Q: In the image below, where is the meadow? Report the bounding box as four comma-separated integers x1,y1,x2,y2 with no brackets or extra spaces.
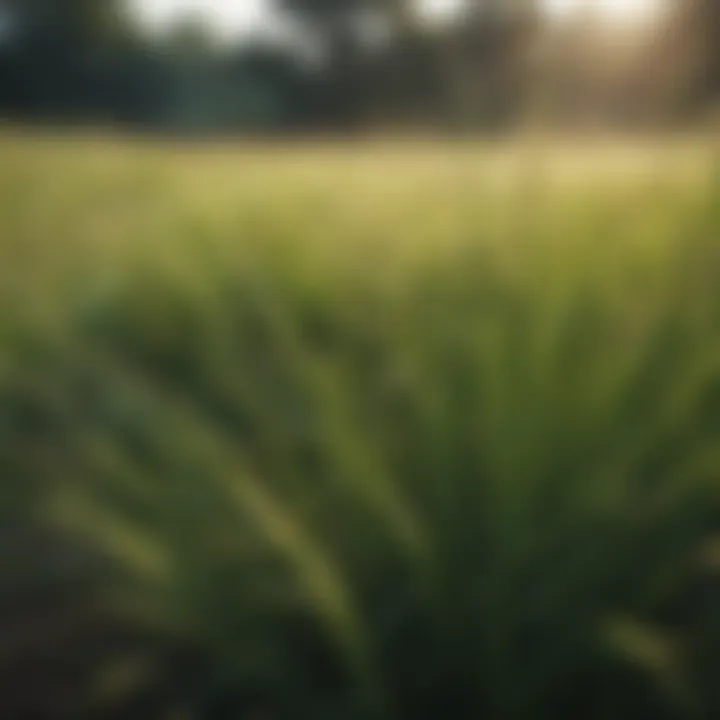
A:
1,133,719,718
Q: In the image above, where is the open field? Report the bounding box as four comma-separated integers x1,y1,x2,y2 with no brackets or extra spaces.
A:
1,135,719,718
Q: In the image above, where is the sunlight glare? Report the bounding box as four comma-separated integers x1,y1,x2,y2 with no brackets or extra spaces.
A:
545,0,660,22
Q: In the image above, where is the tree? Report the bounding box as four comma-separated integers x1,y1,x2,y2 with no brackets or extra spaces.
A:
418,0,539,128
671,0,720,116
0,0,136,119
638,0,720,121
274,0,419,126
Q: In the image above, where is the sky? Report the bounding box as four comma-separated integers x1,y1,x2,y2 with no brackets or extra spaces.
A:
130,0,660,39
129,0,270,39
130,0,487,38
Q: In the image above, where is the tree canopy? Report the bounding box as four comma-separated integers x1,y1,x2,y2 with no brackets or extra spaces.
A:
0,0,716,131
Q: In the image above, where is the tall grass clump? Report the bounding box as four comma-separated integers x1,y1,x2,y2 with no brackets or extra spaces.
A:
0,139,719,718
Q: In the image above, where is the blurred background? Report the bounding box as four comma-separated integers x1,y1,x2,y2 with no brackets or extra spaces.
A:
1,2,720,720
0,0,717,133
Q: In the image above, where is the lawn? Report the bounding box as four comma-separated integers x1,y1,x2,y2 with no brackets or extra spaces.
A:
0,134,719,719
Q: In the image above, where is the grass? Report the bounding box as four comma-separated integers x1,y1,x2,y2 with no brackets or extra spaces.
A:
0,134,719,718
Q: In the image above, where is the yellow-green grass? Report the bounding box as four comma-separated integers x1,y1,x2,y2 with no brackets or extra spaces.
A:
1,134,719,718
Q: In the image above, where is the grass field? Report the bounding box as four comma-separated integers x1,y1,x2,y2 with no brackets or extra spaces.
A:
1,134,720,718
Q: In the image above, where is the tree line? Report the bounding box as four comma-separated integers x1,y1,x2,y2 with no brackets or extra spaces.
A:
0,0,717,132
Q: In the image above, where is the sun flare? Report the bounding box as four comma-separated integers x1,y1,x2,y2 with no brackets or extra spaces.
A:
545,0,661,23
